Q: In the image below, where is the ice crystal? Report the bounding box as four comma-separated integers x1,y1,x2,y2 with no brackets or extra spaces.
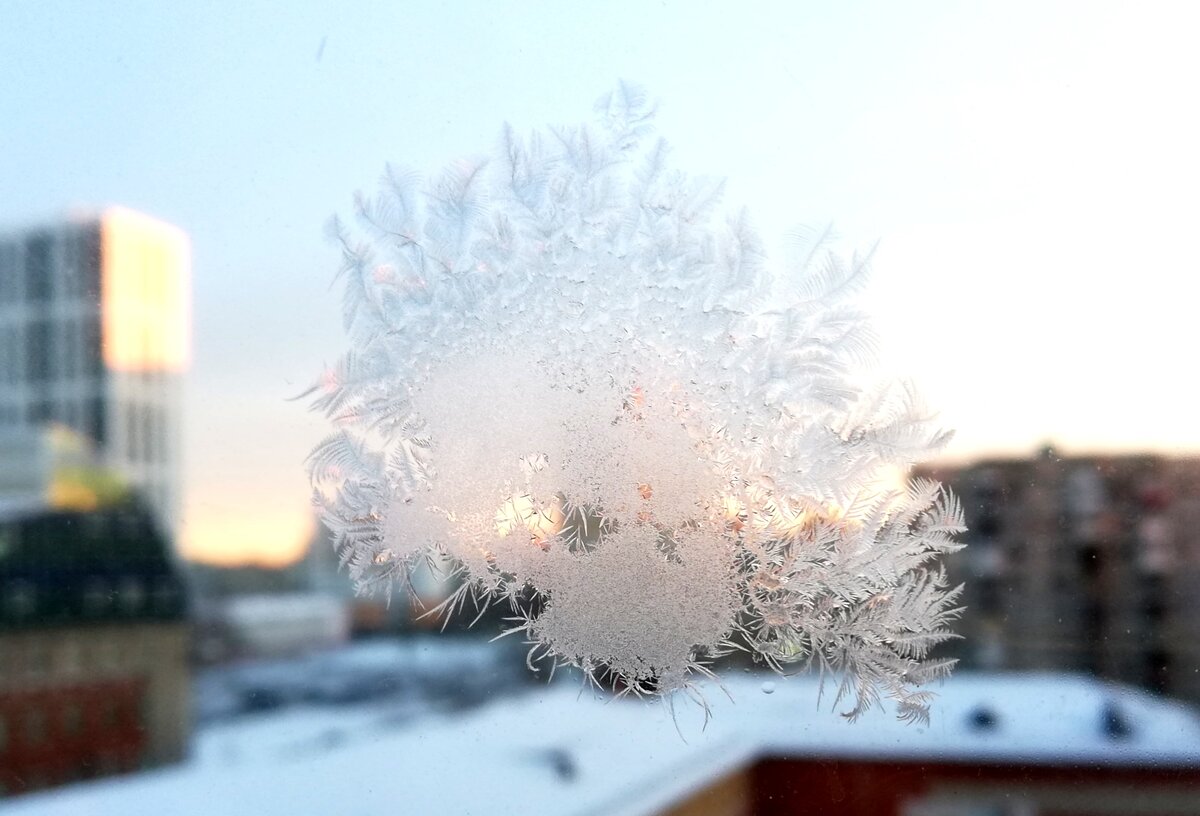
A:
304,83,965,722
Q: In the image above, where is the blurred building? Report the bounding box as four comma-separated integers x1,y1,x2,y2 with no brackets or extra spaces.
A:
0,447,190,796
920,447,1200,703
191,592,349,664
0,208,190,542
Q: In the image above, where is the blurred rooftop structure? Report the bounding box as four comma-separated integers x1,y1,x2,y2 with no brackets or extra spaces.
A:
6,671,1199,815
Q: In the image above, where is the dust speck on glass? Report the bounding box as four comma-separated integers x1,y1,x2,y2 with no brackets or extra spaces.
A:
303,83,965,724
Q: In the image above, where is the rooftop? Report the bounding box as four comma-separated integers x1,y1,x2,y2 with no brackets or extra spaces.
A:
8,669,1200,815
0,499,186,629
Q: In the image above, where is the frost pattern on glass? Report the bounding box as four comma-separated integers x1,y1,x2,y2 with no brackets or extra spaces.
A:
305,84,965,722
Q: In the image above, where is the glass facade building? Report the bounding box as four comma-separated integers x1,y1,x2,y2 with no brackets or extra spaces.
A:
0,209,189,543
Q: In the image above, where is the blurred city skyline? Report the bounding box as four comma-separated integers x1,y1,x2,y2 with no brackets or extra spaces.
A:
3,1,1198,565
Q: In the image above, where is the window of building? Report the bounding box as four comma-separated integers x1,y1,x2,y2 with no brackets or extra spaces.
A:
152,578,179,615
140,403,154,463
100,698,118,730
27,641,51,678
97,752,121,776
62,228,91,299
24,708,47,745
25,317,52,383
0,242,18,302
60,318,78,379
83,314,103,377
118,576,146,615
24,234,53,302
4,579,37,620
0,326,15,383
1079,546,1103,579
58,640,82,676
1143,599,1166,623
82,578,111,617
1146,650,1171,694
46,320,64,381
81,228,101,301
28,399,53,423
100,641,120,671
87,395,108,446
127,407,140,462
145,404,160,463
62,703,84,737
976,577,1000,615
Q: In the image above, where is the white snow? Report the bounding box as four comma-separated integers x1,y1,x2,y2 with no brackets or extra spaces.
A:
9,671,1200,816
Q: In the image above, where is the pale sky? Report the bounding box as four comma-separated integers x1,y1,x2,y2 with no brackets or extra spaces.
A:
2,2,1198,564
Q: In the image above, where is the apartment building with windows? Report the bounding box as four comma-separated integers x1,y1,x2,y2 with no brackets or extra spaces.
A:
920,448,1200,704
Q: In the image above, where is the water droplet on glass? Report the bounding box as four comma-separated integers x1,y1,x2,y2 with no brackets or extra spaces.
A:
761,681,776,695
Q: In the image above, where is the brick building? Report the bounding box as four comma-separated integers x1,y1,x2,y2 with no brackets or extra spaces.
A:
0,496,190,796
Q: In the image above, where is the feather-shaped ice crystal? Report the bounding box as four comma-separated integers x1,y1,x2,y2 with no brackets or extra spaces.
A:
304,83,965,722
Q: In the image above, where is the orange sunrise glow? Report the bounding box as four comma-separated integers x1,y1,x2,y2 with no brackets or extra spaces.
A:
182,506,314,567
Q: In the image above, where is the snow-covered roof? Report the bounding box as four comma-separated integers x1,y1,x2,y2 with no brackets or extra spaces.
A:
10,671,1200,816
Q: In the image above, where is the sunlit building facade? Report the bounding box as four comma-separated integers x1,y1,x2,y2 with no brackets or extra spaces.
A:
0,209,189,542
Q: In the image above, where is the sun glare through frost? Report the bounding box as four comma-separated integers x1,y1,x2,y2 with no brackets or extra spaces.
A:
304,84,965,722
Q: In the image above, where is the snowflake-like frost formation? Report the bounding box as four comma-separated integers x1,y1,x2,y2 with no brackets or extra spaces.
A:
305,84,965,722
